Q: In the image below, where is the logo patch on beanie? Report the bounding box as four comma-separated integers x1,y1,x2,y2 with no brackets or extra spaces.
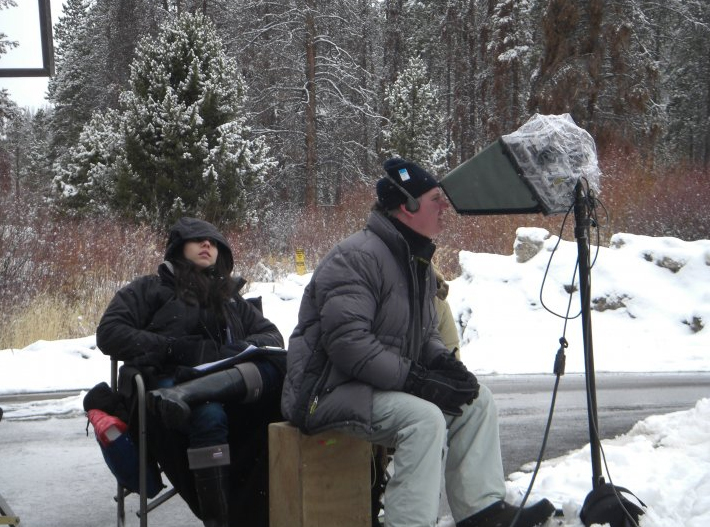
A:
398,168,411,182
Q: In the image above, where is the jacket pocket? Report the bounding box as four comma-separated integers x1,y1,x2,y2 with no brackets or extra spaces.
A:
292,347,329,432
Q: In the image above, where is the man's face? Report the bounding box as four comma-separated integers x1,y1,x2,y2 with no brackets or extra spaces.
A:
405,187,450,238
183,238,219,268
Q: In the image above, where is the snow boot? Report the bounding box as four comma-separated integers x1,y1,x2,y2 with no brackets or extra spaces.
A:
456,498,556,527
188,444,231,527
147,363,262,429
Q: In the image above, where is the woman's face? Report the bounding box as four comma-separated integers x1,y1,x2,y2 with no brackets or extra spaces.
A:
183,238,218,268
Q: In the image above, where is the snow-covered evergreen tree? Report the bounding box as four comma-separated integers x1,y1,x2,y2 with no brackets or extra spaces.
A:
47,0,97,159
382,56,451,174
53,12,276,228
53,108,123,216
118,12,275,227
485,0,538,137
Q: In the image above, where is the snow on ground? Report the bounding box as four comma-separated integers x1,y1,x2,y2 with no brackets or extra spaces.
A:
2,229,709,526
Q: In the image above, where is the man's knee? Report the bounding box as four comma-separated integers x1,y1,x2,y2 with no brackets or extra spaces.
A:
470,384,495,413
406,397,448,441
453,384,496,424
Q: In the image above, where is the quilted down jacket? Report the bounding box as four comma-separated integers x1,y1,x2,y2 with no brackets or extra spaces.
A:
281,210,449,434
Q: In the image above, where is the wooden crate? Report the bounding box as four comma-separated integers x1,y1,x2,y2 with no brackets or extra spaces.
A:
268,421,371,527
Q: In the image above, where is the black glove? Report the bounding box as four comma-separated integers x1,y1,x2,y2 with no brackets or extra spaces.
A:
429,353,480,400
403,362,479,416
166,336,219,366
131,348,169,368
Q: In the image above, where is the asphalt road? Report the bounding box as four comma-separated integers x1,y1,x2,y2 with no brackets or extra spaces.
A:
486,372,710,476
0,372,707,527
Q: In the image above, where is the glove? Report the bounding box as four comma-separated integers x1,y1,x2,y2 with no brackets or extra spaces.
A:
131,348,168,368
403,362,479,416
429,353,480,400
166,336,220,366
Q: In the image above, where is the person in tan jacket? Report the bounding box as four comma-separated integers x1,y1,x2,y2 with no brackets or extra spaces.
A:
433,266,460,358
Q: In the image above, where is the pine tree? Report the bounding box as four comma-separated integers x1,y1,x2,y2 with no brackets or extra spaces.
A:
47,0,98,158
1,108,30,197
48,0,164,163
52,109,123,216
485,0,538,138
529,0,660,150
53,12,275,228
382,56,451,174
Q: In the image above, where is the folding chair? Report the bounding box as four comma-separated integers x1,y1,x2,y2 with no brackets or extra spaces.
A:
108,295,265,526
110,359,178,527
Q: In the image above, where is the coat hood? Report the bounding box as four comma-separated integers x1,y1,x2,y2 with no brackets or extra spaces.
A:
164,217,234,273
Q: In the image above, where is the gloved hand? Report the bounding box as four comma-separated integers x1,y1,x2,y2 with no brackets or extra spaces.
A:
166,336,219,366
429,353,480,400
403,362,479,416
131,348,169,368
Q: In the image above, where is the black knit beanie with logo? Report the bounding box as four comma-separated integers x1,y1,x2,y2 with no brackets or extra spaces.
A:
376,157,439,210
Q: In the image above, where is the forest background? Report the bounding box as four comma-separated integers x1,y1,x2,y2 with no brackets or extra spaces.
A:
0,0,708,349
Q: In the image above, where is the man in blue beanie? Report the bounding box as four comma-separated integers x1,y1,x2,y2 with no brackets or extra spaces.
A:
282,158,555,527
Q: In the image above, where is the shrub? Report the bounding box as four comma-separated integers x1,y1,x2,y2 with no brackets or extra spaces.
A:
1,148,707,349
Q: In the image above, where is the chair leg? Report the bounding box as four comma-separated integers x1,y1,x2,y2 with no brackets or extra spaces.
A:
135,373,149,527
115,483,126,527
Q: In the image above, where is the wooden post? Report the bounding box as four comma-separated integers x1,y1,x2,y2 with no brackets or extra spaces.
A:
269,422,371,527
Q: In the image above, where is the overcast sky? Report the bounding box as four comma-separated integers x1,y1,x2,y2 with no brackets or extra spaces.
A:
0,0,64,110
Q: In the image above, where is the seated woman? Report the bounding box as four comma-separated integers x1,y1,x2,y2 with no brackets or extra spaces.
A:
96,217,285,527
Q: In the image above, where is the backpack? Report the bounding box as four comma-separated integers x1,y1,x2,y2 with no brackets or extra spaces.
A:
580,483,646,527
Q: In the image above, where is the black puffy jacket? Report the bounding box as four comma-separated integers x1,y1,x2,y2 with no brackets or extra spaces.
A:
97,216,283,371
96,263,283,373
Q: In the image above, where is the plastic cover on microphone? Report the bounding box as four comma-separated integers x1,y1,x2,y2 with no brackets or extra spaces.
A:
440,113,601,216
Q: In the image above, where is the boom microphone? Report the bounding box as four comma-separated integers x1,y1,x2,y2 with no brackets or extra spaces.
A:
440,114,601,216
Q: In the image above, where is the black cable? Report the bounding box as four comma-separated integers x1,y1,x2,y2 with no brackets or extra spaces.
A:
508,338,567,527
508,205,580,526
510,180,631,527
538,202,582,321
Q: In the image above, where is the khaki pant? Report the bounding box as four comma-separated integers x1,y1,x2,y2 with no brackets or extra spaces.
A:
345,385,505,527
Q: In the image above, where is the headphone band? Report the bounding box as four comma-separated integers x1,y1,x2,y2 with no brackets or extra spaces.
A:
382,173,420,212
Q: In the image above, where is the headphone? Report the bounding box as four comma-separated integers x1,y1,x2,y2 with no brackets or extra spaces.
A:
382,172,420,212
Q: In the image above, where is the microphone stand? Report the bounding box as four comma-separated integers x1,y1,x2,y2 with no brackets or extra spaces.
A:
573,180,604,489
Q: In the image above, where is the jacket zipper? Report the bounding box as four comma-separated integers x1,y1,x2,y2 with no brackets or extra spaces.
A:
307,361,331,418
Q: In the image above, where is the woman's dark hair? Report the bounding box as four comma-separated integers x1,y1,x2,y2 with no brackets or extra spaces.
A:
171,249,236,320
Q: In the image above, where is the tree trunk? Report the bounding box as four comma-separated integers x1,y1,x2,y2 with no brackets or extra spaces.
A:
303,0,318,208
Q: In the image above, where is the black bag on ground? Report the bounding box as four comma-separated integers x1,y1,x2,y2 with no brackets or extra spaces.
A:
580,483,646,527
83,381,130,422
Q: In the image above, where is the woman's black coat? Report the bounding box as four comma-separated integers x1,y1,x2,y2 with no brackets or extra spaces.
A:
96,264,285,527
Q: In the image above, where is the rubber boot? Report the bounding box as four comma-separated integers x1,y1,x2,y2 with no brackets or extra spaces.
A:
188,444,231,527
147,363,263,429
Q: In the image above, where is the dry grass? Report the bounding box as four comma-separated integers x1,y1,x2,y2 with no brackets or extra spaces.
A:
1,148,707,349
